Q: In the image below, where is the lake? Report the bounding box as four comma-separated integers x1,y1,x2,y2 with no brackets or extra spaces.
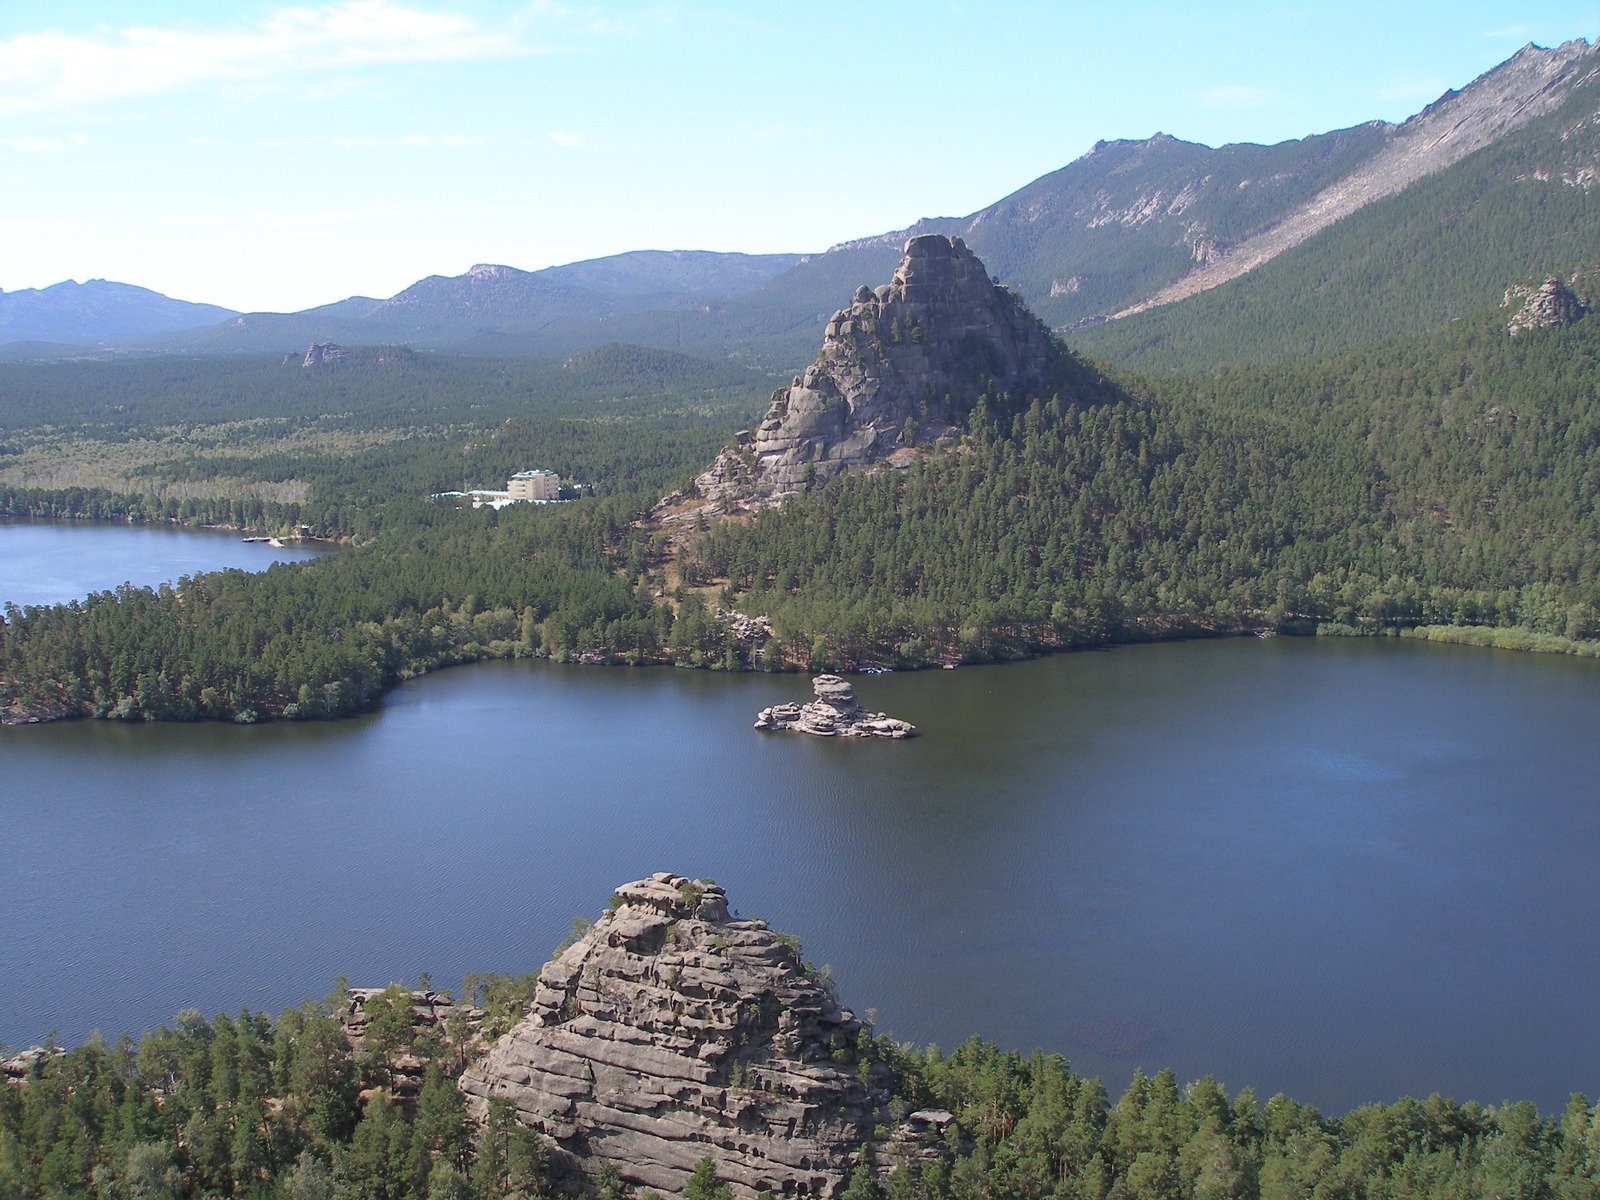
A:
3,525,1598,1114
0,519,326,609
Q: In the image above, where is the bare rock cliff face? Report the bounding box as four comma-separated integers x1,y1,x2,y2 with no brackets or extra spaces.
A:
672,235,1082,512
459,874,889,1200
1115,38,1600,317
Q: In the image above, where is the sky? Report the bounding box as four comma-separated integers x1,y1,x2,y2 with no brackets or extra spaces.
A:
1,1,1596,314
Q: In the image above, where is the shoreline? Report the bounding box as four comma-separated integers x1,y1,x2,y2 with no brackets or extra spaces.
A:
7,614,1599,728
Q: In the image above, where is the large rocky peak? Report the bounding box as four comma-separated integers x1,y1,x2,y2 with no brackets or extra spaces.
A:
677,235,1080,512
459,873,888,1200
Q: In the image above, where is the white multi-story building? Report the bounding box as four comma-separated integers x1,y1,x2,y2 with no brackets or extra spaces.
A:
507,469,561,502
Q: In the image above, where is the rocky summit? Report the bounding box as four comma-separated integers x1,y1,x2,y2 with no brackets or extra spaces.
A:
672,235,1084,514
459,873,892,1200
755,676,916,739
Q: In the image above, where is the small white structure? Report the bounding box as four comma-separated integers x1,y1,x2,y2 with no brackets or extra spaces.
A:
508,469,561,502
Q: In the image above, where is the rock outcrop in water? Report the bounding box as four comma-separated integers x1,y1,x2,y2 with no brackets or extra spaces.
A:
662,235,1086,517
459,873,893,1200
755,676,915,739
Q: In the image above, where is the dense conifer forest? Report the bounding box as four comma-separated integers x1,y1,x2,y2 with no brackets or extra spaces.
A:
691,306,1600,667
5,297,1600,721
6,977,1600,1200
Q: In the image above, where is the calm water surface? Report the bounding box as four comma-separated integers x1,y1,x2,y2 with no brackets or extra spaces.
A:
0,520,325,608
3,633,1600,1113
6,616,1598,1113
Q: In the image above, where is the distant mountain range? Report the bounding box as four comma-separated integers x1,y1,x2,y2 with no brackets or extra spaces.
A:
6,38,1596,372
0,280,237,349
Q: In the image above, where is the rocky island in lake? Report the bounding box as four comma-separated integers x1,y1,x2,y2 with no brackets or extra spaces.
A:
755,675,916,738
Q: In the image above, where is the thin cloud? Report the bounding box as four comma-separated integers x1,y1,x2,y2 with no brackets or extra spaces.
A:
1196,85,1275,108
0,134,87,152
513,1,650,38
548,130,585,148
0,2,534,115
263,132,490,147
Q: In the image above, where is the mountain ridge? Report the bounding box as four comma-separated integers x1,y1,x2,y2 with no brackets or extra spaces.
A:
0,279,238,347
1112,37,1599,317
10,39,1596,368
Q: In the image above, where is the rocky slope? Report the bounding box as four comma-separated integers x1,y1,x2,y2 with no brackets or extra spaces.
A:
459,874,891,1200
1113,39,1600,318
669,235,1088,513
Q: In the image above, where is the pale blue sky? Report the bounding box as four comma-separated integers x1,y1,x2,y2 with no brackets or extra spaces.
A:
1,1,1594,313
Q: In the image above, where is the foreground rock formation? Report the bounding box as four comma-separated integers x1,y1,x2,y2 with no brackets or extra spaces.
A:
755,676,915,739
663,235,1087,517
341,986,485,1101
460,874,892,1199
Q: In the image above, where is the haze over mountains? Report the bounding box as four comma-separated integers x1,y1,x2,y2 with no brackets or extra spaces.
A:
0,280,237,350
6,38,1596,371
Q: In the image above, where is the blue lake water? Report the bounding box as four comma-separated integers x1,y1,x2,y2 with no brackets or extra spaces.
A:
0,519,325,608
3,524,1598,1114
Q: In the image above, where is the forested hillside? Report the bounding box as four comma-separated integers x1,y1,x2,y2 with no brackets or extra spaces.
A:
5,295,1600,724
691,299,1600,668
0,344,771,432
5,980,1600,1200
1072,79,1600,371
692,306,1600,665
0,344,769,541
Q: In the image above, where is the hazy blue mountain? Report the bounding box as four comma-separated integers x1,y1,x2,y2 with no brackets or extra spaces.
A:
139,251,801,357
0,279,237,347
537,249,801,297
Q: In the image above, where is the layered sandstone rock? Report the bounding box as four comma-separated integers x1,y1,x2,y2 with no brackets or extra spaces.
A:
755,676,915,739
671,235,1083,514
459,874,891,1200
341,986,485,1100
